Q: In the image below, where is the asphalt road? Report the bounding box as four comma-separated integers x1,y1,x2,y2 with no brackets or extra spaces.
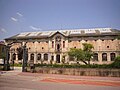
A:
0,67,120,90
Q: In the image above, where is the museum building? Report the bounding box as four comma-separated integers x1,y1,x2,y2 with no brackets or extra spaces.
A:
5,28,120,64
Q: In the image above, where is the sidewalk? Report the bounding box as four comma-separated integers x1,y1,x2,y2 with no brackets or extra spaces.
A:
0,67,22,76
18,72,120,82
18,72,120,87
1,67,120,87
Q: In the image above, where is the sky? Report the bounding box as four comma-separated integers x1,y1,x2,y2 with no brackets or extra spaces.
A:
0,0,120,40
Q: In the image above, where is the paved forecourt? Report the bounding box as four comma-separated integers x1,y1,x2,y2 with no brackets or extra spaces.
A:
0,67,120,90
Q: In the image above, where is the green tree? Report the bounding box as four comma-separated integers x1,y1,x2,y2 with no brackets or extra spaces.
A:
110,56,120,68
68,43,94,65
83,43,94,64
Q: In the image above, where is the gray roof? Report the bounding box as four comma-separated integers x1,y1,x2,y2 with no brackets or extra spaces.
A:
5,28,120,40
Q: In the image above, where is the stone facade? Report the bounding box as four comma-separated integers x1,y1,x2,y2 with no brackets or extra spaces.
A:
5,28,120,64
0,41,6,60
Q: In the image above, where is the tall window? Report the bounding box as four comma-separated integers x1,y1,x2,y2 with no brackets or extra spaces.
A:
37,53,41,60
30,53,34,60
13,53,16,60
44,53,48,60
93,53,98,61
51,56,54,60
63,41,65,48
110,53,116,61
69,56,74,61
52,41,54,48
102,53,107,61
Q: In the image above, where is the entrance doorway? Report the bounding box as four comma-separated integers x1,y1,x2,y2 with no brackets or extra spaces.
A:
56,54,60,63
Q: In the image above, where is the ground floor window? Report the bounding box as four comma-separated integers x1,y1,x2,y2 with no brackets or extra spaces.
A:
51,56,54,60
44,53,48,60
30,53,34,60
18,53,22,60
12,53,16,60
102,53,107,61
56,54,60,63
110,53,116,61
93,53,98,61
69,56,74,61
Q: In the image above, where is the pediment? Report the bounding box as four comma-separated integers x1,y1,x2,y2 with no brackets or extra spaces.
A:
50,31,66,38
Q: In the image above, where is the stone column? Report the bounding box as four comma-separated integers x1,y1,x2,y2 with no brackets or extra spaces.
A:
66,54,69,63
54,54,56,64
9,53,12,62
34,53,37,64
60,54,62,64
98,52,102,64
27,53,29,62
41,53,44,64
107,52,111,62
48,53,51,64
16,53,18,63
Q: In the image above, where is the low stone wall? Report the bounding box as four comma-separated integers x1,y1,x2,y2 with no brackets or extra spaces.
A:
33,67,120,77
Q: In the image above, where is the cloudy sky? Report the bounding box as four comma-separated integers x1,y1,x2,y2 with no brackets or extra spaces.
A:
0,0,120,40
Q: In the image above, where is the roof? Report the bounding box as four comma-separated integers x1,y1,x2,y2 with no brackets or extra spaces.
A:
0,41,5,45
5,28,120,40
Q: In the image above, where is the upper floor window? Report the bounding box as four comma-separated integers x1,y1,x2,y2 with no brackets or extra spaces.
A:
52,41,54,48
63,41,65,48
56,36,61,42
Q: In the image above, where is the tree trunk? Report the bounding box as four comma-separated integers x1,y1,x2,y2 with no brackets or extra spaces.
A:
81,60,88,65
88,60,90,65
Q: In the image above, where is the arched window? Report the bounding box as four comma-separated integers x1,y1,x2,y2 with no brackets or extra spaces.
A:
37,53,41,60
44,53,48,60
13,53,16,60
69,56,74,61
52,41,54,48
110,53,116,61
63,41,65,48
17,47,23,60
30,53,34,60
51,56,54,60
102,53,107,61
93,53,98,61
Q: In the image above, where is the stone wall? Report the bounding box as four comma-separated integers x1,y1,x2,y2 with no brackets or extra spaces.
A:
34,67,120,77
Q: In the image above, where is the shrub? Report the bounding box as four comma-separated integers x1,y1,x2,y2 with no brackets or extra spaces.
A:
109,56,120,68
10,63,22,67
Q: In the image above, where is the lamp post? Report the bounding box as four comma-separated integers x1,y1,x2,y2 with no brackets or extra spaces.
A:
4,45,10,71
22,43,28,72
